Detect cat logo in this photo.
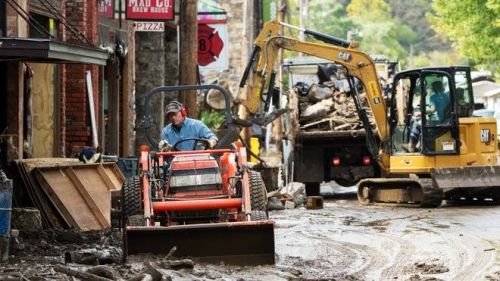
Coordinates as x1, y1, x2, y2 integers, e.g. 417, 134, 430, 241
480, 129, 490, 143
337, 52, 351, 62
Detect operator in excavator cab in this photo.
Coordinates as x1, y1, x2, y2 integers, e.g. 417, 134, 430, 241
427, 80, 450, 123
405, 80, 450, 152
158, 101, 218, 151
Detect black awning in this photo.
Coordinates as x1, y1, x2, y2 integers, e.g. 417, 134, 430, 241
0, 38, 109, 65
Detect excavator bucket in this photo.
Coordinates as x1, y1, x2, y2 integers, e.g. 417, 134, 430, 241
431, 166, 500, 202
125, 221, 275, 265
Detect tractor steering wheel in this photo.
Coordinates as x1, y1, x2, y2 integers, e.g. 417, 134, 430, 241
172, 138, 211, 151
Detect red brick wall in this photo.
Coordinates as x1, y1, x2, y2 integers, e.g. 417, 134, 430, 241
64, 0, 101, 153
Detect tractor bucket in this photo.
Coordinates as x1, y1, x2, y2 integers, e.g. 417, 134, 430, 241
125, 221, 275, 265
431, 166, 500, 201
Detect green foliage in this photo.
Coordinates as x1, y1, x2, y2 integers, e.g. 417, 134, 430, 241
429, 0, 499, 75
387, 0, 451, 54
346, 0, 416, 62
308, 1, 357, 39
292, 0, 474, 71
199, 110, 225, 130
411, 49, 465, 68
347, 0, 392, 20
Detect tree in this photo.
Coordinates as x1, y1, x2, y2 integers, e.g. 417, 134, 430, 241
346, 0, 417, 62
308, 1, 357, 39
387, 0, 451, 54
429, 0, 499, 75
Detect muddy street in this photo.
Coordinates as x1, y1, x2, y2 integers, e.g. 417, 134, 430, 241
267, 199, 500, 281
5, 198, 500, 281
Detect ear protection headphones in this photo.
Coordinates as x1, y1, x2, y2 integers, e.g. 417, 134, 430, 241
166, 101, 187, 117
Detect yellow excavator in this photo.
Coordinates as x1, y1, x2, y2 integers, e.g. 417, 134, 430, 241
237, 20, 500, 207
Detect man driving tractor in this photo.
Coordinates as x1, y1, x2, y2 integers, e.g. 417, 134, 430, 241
159, 101, 218, 151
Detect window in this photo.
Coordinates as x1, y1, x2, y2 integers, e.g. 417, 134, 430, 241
455, 70, 473, 117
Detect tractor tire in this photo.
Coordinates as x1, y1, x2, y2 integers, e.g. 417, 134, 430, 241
249, 170, 268, 212
121, 176, 142, 224
250, 210, 268, 221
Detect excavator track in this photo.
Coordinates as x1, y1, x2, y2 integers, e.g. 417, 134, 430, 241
357, 178, 443, 208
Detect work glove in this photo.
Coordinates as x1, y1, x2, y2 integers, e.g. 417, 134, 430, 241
207, 139, 218, 149
158, 140, 172, 152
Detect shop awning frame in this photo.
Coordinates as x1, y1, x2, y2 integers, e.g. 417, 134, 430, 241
0, 38, 109, 65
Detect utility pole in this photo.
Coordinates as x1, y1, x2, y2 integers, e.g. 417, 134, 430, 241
272, 0, 286, 153
299, 0, 309, 42
178, 0, 198, 117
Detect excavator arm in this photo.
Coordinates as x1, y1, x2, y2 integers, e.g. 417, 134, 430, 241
238, 20, 389, 167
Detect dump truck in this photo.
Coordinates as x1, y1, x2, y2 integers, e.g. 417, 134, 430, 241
278, 56, 389, 195
237, 20, 500, 207
121, 85, 274, 264
274, 55, 399, 195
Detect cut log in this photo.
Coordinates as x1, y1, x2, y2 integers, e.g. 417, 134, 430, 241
299, 99, 334, 122
53, 264, 113, 281
157, 259, 194, 270
87, 265, 121, 280
334, 123, 353, 131
127, 274, 153, 281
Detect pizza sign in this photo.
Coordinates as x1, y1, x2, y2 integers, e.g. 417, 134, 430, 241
126, 0, 175, 21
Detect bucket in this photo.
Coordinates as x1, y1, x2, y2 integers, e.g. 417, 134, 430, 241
0, 178, 12, 261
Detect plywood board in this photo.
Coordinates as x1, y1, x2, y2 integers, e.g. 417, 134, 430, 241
31, 63, 55, 158
34, 163, 123, 230
15, 159, 78, 228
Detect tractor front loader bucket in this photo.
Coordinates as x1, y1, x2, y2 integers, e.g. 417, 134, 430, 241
125, 221, 275, 265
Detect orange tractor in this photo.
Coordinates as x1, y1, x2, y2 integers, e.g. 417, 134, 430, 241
121, 85, 275, 265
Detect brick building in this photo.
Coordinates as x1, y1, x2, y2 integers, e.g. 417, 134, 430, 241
0, 0, 136, 170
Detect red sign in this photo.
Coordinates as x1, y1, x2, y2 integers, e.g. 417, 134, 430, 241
98, 0, 114, 18
126, 0, 175, 21
198, 24, 224, 66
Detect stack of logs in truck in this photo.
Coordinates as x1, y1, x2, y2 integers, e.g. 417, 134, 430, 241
268, 56, 397, 195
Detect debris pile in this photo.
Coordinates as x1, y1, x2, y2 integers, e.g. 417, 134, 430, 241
267, 182, 307, 210
1, 228, 222, 281
295, 82, 376, 132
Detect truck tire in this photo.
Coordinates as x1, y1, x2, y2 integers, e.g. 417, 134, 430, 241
122, 176, 142, 222
249, 170, 268, 212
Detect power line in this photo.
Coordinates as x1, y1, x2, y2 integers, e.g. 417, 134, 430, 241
5, 0, 53, 39
37, 0, 93, 46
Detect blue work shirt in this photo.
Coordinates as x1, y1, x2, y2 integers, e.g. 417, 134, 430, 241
160, 117, 217, 151
429, 92, 450, 122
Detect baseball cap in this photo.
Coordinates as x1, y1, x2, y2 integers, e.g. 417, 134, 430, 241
165, 101, 182, 115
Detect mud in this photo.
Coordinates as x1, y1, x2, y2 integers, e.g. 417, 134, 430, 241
1, 199, 499, 280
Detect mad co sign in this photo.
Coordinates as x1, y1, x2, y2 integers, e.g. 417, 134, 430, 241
126, 0, 175, 21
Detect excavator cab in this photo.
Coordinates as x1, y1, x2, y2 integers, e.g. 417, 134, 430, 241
375, 66, 500, 205
390, 67, 474, 155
